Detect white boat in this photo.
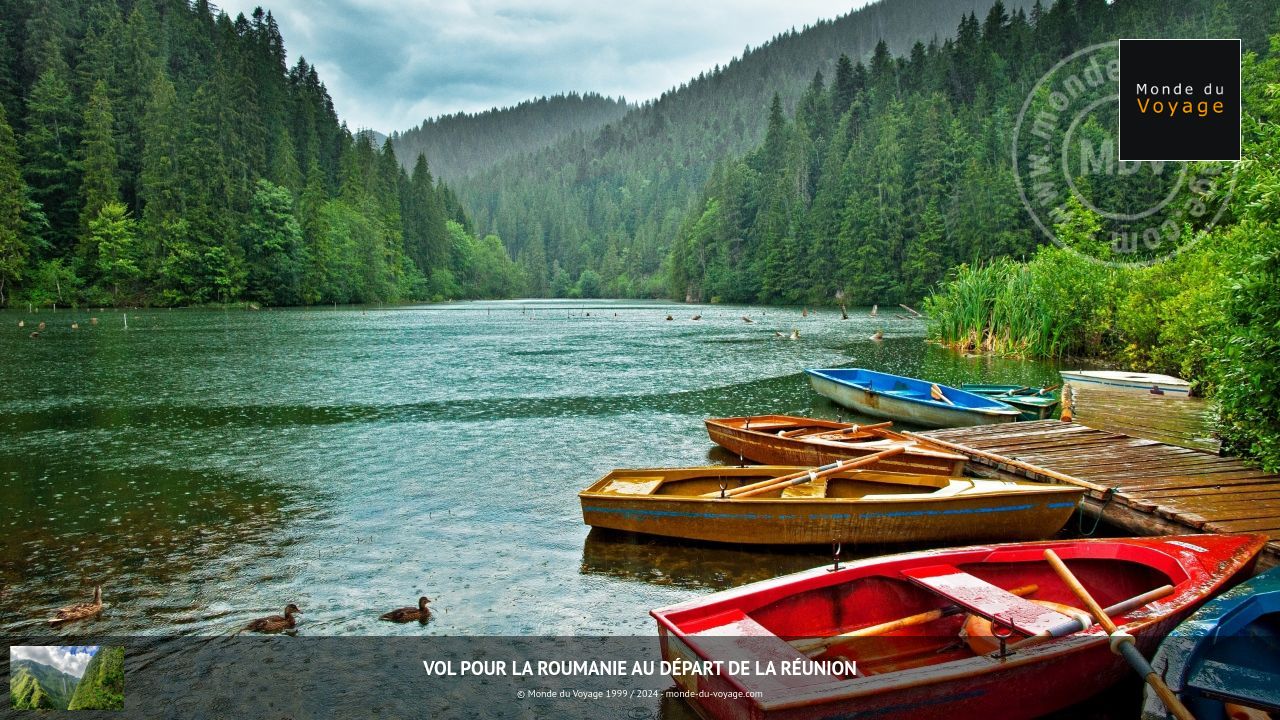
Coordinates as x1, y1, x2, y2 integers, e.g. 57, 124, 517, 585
1060, 370, 1191, 395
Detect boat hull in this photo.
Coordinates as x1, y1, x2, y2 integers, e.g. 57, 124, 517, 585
961, 386, 1060, 421
579, 467, 1082, 545
651, 534, 1266, 720
1061, 370, 1191, 395
705, 416, 967, 476
806, 372, 1018, 428
1145, 566, 1280, 719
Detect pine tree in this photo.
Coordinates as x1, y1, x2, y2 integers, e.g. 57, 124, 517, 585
89, 202, 141, 303
22, 52, 80, 258
0, 103, 28, 305
80, 80, 120, 235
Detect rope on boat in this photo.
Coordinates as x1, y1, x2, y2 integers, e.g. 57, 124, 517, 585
1077, 487, 1116, 536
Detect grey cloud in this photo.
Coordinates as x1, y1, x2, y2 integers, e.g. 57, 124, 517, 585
218, 0, 858, 132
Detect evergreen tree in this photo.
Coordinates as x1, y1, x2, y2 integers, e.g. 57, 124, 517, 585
80, 80, 120, 235
22, 54, 80, 258
89, 201, 141, 303
0, 103, 27, 305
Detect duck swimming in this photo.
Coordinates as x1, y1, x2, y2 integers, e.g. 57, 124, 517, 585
49, 586, 102, 624
380, 596, 431, 623
246, 603, 301, 633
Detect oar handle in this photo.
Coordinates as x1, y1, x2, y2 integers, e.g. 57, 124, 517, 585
838, 421, 894, 434
1005, 584, 1174, 651
795, 584, 1039, 654
1044, 550, 1117, 633
1044, 550, 1196, 720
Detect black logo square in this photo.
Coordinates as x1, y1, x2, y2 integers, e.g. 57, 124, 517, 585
1119, 39, 1241, 161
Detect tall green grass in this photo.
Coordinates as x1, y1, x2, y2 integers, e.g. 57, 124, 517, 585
923, 247, 1120, 358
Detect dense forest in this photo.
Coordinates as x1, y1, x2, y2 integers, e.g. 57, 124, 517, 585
668, 0, 1273, 305
391, 93, 631, 181
0, 0, 523, 308
925, 33, 1280, 469
456, 0, 1040, 298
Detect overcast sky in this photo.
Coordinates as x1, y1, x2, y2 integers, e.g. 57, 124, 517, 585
218, 0, 864, 134
12, 646, 98, 678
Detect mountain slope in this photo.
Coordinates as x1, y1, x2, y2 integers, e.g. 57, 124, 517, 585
666, 0, 1271, 307
66, 646, 124, 710
452, 0, 1038, 297
392, 93, 630, 181
9, 659, 78, 709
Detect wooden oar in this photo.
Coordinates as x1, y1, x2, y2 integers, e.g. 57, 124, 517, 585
791, 584, 1039, 655
1003, 584, 1175, 653
837, 421, 894, 435
1038, 383, 1061, 396
1044, 550, 1196, 720
734, 446, 909, 499
703, 446, 909, 499
929, 384, 955, 405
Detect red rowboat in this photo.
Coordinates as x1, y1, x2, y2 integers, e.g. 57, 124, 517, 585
706, 415, 968, 476
650, 534, 1265, 720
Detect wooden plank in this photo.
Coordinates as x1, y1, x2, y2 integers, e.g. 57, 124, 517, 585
1102, 474, 1280, 494
1135, 482, 1280, 500
1200, 517, 1280, 533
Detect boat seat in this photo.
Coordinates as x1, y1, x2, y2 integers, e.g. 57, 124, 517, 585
603, 476, 665, 495
780, 479, 828, 498
688, 610, 850, 695
1186, 660, 1280, 710
900, 564, 1072, 636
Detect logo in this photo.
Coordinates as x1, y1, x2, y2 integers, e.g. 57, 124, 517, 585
1012, 42, 1239, 266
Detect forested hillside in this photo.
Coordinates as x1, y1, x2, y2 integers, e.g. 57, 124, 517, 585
391, 93, 631, 181
0, 0, 523, 308
455, 0, 1041, 298
9, 659, 78, 709
668, 0, 1274, 306
66, 646, 124, 710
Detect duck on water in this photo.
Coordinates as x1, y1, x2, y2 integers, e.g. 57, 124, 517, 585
246, 603, 302, 633
49, 586, 103, 624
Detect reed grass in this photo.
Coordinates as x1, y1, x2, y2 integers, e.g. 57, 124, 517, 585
924, 249, 1117, 358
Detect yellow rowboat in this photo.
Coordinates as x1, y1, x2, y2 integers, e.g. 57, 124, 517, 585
578, 466, 1084, 545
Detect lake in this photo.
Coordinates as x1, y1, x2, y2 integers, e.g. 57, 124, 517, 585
0, 300, 1060, 636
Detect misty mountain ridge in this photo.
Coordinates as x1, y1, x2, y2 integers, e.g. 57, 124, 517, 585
442, 0, 1039, 296
392, 92, 631, 181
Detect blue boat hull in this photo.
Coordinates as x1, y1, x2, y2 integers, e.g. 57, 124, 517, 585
805, 369, 1021, 428
1145, 567, 1280, 719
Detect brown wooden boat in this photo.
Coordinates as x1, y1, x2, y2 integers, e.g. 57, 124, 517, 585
579, 465, 1084, 545
707, 415, 967, 476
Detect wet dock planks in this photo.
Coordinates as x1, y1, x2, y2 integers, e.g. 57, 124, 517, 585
909, 420, 1280, 569
1066, 385, 1219, 452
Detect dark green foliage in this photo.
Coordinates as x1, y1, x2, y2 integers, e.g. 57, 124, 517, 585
925, 39, 1280, 470
667, 0, 1261, 307
67, 646, 124, 710
9, 659, 78, 710
460, 0, 1042, 298
0, 0, 522, 307
0, 102, 27, 305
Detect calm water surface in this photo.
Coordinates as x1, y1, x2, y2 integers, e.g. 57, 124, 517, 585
0, 300, 1063, 637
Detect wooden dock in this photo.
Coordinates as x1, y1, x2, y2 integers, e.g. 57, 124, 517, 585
1065, 385, 1219, 452
909, 420, 1280, 569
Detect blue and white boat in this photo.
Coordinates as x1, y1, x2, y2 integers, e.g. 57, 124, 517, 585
805, 368, 1022, 428
1144, 566, 1280, 719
